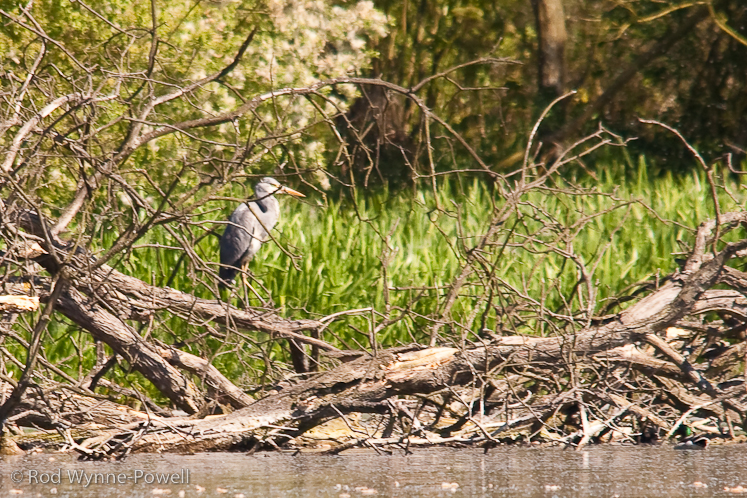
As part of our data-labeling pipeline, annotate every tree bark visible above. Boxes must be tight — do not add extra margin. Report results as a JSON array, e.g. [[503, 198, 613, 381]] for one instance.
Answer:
[[55, 286, 202, 414], [154, 343, 254, 409], [0, 295, 39, 313], [531, 0, 567, 98]]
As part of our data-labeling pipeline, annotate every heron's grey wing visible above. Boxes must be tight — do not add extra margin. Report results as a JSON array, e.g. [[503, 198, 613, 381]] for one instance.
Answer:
[[219, 204, 259, 284], [218, 200, 280, 287]]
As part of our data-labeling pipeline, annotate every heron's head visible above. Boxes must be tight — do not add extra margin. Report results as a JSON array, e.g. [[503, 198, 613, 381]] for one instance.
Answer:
[[254, 177, 305, 198]]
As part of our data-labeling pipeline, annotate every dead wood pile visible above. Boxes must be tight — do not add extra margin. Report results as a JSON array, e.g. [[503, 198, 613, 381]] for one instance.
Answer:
[[3, 208, 747, 458]]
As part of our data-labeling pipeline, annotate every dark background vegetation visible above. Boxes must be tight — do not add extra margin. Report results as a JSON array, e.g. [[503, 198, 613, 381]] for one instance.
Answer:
[[352, 0, 747, 180]]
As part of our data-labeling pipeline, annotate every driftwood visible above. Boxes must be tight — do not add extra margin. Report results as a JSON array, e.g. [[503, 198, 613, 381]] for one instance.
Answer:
[[87, 212, 747, 454], [1, 208, 747, 456]]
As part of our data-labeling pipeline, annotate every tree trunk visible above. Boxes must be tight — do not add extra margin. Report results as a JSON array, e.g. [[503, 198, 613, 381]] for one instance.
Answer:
[[532, 0, 567, 98]]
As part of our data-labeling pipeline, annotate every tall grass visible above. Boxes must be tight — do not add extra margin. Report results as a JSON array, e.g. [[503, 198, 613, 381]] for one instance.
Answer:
[[241, 162, 739, 340], [123, 160, 744, 343], [22, 159, 746, 393]]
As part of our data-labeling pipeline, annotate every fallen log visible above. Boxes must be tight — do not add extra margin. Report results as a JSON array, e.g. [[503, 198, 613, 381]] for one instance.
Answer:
[[55, 286, 202, 414], [4, 208, 334, 411], [154, 343, 254, 409]]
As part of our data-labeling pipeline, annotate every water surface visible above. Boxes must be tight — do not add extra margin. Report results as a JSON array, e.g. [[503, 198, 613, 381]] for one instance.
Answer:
[[2, 445, 745, 497]]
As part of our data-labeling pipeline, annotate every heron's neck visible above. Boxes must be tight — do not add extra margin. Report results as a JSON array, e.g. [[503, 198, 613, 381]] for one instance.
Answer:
[[255, 194, 278, 214]]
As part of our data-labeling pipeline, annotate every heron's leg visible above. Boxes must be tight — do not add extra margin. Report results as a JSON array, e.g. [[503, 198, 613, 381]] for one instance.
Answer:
[[239, 261, 250, 308], [240, 262, 267, 307]]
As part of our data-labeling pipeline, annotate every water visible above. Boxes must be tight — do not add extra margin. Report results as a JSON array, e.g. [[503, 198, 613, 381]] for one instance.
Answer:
[[1, 445, 745, 497]]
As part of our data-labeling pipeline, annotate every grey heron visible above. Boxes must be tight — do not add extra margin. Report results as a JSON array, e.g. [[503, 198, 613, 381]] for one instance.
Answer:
[[218, 177, 305, 290]]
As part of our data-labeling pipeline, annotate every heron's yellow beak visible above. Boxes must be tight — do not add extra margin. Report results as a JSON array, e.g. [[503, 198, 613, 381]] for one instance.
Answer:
[[281, 186, 305, 198]]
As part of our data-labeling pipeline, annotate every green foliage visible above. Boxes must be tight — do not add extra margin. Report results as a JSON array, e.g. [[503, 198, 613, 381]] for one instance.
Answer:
[[0, 0, 387, 217], [58, 158, 744, 357], [237, 159, 737, 342]]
